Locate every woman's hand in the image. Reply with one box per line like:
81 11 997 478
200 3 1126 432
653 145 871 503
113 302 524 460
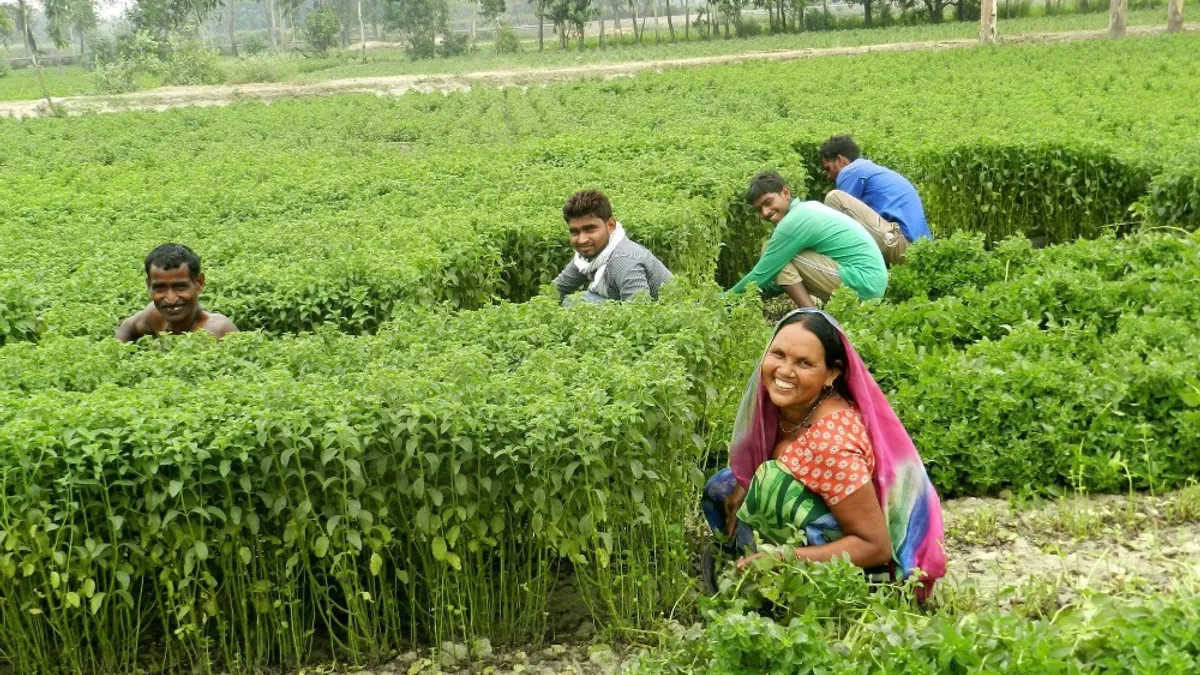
724 483 747 539
736 551 767 573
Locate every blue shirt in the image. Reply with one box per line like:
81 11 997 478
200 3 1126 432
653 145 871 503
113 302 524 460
835 159 931 242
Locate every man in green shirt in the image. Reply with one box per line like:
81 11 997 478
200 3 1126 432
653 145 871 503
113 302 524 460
729 171 888 308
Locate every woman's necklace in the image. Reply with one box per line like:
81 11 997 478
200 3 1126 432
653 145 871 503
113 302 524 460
779 389 834 435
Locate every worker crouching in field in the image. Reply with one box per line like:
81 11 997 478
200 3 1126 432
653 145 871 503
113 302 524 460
116 243 239 342
700 309 946 599
553 190 673 304
728 171 887 309
819 135 932 264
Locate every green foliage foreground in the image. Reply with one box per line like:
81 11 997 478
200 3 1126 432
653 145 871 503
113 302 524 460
628 557 1200 674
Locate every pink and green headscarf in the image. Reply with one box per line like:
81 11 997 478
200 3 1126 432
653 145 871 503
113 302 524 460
729 308 947 598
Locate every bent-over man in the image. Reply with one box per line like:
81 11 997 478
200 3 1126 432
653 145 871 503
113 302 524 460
116 243 238 342
819 135 932 264
728 171 887 309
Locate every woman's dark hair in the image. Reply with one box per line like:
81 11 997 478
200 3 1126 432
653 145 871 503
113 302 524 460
776 311 854 402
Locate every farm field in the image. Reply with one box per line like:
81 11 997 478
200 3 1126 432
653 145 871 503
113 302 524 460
1 27 1199 674
0 6 1192 103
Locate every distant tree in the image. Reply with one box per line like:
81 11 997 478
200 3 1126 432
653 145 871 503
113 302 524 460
304 5 341 55
385 0 450 59
0 7 14 49
43 0 97 53
127 0 222 38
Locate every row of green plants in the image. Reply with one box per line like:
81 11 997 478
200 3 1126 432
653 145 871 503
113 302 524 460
826 231 1200 496
628 555 1200 674
4 36 1199 345
0 288 767 672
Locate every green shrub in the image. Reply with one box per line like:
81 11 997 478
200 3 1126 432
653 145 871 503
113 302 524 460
92 60 140 94
160 36 224 86
304 7 342 57
0 59 9 79
495 22 521 54
1138 152 1200 232
439 31 471 58
0 276 41 345
222 55 288 84
242 34 268 55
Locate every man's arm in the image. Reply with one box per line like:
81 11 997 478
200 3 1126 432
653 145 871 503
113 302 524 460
729 219 808 295
616 261 652 301
209 314 239 340
114 311 148 343
553 262 587 297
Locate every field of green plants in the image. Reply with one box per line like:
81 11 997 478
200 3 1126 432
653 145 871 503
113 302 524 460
1 31 1199 673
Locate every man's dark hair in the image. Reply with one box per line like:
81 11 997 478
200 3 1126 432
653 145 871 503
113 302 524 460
563 190 613 222
818 135 861 163
144 243 202 280
746 171 789 205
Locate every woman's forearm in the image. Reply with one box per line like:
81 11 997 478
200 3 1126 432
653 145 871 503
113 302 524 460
793 535 891 569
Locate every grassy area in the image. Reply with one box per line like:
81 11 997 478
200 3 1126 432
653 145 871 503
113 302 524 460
0 5 1190 102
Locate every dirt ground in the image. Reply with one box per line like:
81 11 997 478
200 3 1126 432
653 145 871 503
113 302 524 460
299 488 1200 675
2 25 1194 120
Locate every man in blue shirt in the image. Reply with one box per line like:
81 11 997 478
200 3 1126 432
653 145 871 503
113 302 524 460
818 135 932 265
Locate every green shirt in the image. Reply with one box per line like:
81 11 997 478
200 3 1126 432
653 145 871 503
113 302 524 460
729 199 888 299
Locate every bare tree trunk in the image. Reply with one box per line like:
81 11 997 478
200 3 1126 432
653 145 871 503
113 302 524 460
980 0 997 43
265 0 278 48
358 0 367 62
1108 0 1127 38
667 0 676 40
778 0 786 32
685 0 690 40
632 2 642 43
229 4 239 57
600 15 606 48
654 3 662 44
1167 0 1184 32
538 11 545 52
864 0 873 28
17 0 37 57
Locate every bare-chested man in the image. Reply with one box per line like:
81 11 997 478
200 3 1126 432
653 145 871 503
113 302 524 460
115 243 238 342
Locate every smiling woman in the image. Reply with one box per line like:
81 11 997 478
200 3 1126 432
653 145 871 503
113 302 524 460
700 308 947 599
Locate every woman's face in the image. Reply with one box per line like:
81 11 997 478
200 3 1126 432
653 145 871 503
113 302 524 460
761 323 840 411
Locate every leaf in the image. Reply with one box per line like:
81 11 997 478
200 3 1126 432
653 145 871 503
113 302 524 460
65 592 81 609
90 592 106 615
370 552 383 576
314 536 330 559
169 480 183 497
239 546 252 566
431 536 447 561
194 541 209 561
219 460 232 477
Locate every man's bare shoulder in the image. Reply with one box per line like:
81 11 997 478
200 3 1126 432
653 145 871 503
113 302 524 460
204 312 239 340
115 304 160 342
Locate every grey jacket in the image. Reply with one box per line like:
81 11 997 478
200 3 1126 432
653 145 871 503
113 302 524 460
554 237 673 301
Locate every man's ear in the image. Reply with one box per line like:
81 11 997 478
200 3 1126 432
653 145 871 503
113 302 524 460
606 217 617 233
781 186 792 201
196 272 206 293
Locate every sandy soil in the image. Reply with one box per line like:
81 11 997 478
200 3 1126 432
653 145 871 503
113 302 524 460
2 25 1194 120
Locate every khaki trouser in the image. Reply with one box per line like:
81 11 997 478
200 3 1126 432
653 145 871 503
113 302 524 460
775 249 842 304
825 190 909 265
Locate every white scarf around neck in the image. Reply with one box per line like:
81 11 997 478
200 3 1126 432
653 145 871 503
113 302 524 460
571 222 626 298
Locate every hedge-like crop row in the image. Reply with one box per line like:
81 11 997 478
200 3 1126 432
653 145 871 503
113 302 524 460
0 288 768 672
827 232 1200 497
3 35 1199 343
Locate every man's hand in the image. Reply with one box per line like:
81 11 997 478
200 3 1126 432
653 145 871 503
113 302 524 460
736 551 768 573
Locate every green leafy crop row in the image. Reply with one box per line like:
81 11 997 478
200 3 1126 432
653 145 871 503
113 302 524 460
828 232 1200 497
3 35 1199 343
0 287 768 672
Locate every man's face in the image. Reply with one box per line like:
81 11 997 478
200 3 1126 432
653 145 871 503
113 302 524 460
148 264 204 324
567 215 616 258
822 156 851 182
752 187 792 225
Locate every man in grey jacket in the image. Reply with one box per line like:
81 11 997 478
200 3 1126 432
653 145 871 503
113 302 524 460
553 190 673 304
